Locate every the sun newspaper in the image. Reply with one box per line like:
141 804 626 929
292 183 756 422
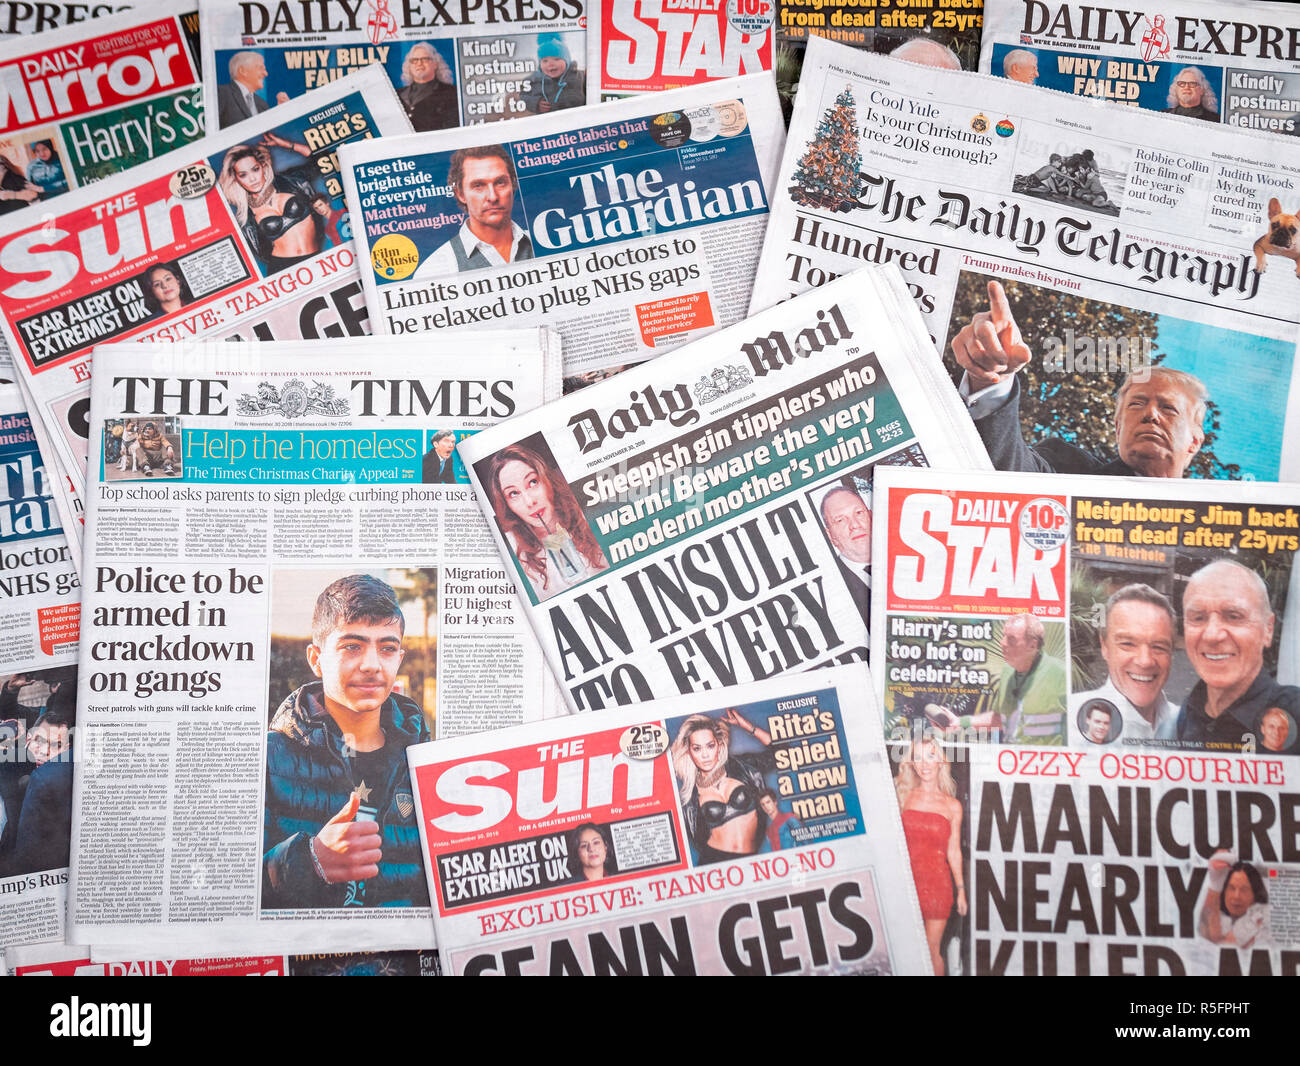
200 0 585 135
339 72 785 390
6 940 440 975
407 665 932 974
981 0 1300 138
872 466 1300 976
0 1 132 35
68 331 561 960
457 266 990 716
0 66 412 569
752 36 1300 485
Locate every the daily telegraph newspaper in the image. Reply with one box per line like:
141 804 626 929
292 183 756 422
458 267 990 715
586 0 774 102
0 2 131 36
340 73 784 388
200 0 585 135
981 0 1300 137
69 332 561 959
872 467 1300 975
753 37 1300 484
407 666 933 974
0 66 411 567
7 941 440 975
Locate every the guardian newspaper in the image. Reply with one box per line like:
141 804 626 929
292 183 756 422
69 331 560 959
407 665 933 974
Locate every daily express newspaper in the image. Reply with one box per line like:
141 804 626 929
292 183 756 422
872 466 1300 976
0 2 132 36
68 331 560 959
981 0 1300 138
458 267 990 715
752 37 1300 485
200 0 585 135
0 66 411 567
407 665 933 974
6 941 440 975
339 73 784 388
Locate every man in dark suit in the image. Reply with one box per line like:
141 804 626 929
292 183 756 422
819 486 872 627
422 430 457 484
951 280 1207 477
218 51 289 128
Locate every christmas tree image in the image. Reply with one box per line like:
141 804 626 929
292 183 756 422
791 87 863 211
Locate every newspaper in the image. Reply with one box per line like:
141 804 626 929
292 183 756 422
981 0 1300 138
0 66 411 569
752 36 1300 484
200 0 586 135
457 266 990 715
7 941 439 975
407 664 932 974
0 1 132 36
69 331 560 959
339 72 785 388
872 466 1300 975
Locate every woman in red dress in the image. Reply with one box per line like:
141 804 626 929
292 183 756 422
895 738 967 975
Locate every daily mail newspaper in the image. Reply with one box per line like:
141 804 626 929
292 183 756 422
872 466 1300 976
0 1 132 36
0 66 411 567
0 384 80 953
407 665 933 974
200 0 586 135
69 331 559 959
340 73 784 389
981 0 1300 138
458 267 990 716
586 0 775 102
752 37 1300 485
7 941 439 975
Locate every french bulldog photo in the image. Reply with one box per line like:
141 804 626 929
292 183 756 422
1254 197 1300 278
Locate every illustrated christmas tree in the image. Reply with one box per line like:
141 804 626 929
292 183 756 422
792 87 863 211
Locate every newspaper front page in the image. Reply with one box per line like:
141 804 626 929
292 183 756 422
340 72 785 388
981 0 1300 138
873 466 1300 975
7 941 440 975
69 331 559 959
753 37 1300 485
0 1 132 36
408 665 933 974
457 267 990 716
200 0 586 135
0 66 411 568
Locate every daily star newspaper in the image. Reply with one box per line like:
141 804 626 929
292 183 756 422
407 665 933 974
339 72 784 388
752 36 1300 485
458 267 990 716
0 1 132 36
200 0 586 135
872 466 1300 976
69 331 560 959
0 65 411 568
6 941 440 975
981 0 1300 137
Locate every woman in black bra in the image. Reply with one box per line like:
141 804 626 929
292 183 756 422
218 134 331 273
671 708 775 864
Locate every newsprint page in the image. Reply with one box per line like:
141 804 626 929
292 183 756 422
407 665 933 975
873 467 1300 976
752 37 1300 484
68 331 560 960
458 266 990 715
0 1 132 35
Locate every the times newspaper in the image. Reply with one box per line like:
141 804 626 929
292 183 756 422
407 665 933 974
69 332 560 959
0 1 132 35
0 66 412 568
585 1 775 102
981 0 1300 138
457 267 990 716
872 466 1300 975
752 37 1300 486
7 941 440 975
339 73 785 389
0 383 79 953
199 0 586 135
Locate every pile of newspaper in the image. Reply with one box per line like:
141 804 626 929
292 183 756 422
0 0 1296 979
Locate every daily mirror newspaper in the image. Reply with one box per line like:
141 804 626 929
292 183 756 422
407 665 933 974
7 941 440 975
872 466 1300 975
200 0 586 135
69 331 560 959
981 0 1300 137
339 73 784 388
0 1 132 36
0 66 411 567
752 37 1300 484
458 267 990 715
